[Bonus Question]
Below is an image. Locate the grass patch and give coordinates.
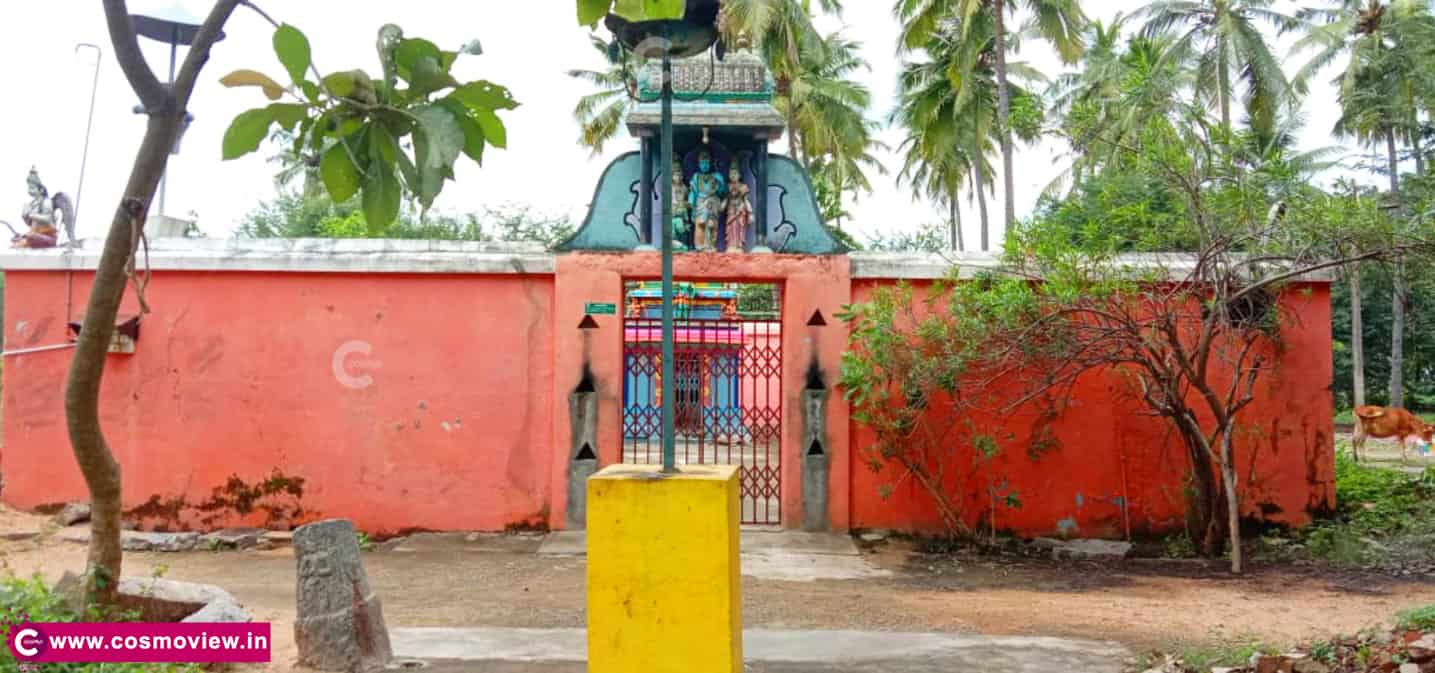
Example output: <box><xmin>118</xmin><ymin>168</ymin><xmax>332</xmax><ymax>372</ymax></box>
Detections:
<box><xmin>1139</xmin><ymin>635</ymin><xmax>1281</xmax><ymax>671</ymax></box>
<box><xmin>1258</xmin><ymin>446</ymin><xmax>1435</xmax><ymax>570</ymax></box>
<box><xmin>1176</xmin><ymin>637</ymin><xmax>1277</xmax><ymax>670</ymax></box>
<box><xmin>1398</xmin><ymin>604</ymin><xmax>1435</xmax><ymax>632</ymax></box>
<box><xmin>0</xmin><ymin>573</ymin><xmax>203</xmax><ymax>672</ymax></box>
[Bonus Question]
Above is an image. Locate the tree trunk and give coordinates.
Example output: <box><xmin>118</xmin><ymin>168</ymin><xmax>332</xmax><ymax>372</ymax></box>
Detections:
<box><xmin>67</xmin><ymin>121</ymin><xmax>175</xmax><ymax>607</ymax></box>
<box><xmin>1391</xmin><ymin>264</ymin><xmax>1407</xmax><ymax>408</ymax></box>
<box><xmin>949</xmin><ymin>195</ymin><xmax>965</xmax><ymax>252</ymax></box>
<box><xmin>1351</xmin><ymin>267</ymin><xmax>1366</xmax><ymax>409</ymax></box>
<box><xmin>1415</xmin><ymin>133</ymin><xmax>1426</xmax><ymax>177</ymax></box>
<box><xmin>1219</xmin><ymin>431</ymin><xmax>1242</xmax><ymax>574</ymax></box>
<box><xmin>1217</xmin><ymin>47</ymin><xmax>1231</xmax><ymax>137</ymax></box>
<box><xmin>76</xmin><ymin>0</ymin><xmax>239</xmax><ymax>608</ymax></box>
<box><xmin>1176</xmin><ymin>423</ymin><xmax>1223</xmax><ymax>557</ymax></box>
<box><xmin>787</xmin><ymin>105</ymin><xmax>802</xmax><ymax>163</ymax></box>
<box><xmin>993</xmin><ymin>0</ymin><xmax>1016</xmax><ymax>235</ymax></box>
<box><xmin>1387</xmin><ymin>129</ymin><xmax>1405</xmax><ymax>408</ymax></box>
<box><xmin>972</xmin><ymin>127</ymin><xmax>990</xmax><ymax>251</ymax></box>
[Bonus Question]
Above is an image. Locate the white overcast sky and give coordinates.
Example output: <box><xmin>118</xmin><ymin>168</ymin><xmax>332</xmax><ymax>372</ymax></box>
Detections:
<box><xmin>0</xmin><ymin>1</ymin><xmax>1364</xmax><ymax>247</ymax></box>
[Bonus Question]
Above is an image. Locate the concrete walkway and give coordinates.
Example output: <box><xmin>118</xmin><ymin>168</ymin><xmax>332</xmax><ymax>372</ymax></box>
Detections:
<box><xmin>537</xmin><ymin>530</ymin><xmax>892</xmax><ymax>582</ymax></box>
<box><xmin>391</xmin><ymin>627</ymin><xmax>1130</xmax><ymax>673</ymax></box>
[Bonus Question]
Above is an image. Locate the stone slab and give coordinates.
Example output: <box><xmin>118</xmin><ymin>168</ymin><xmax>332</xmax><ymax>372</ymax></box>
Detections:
<box><xmin>393</xmin><ymin>628</ymin><xmax>1128</xmax><ymax>673</ymax></box>
<box><xmin>117</xmin><ymin>577</ymin><xmax>240</xmax><ymax>622</ymax></box>
<box><xmin>122</xmin><ymin>531</ymin><xmax>200</xmax><ymax>552</ymax></box>
<box><xmin>55</xmin><ymin>526</ymin><xmax>202</xmax><ymax>552</ymax></box>
<box><xmin>199</xmin><ymin>528</ymin><xmax>266</xmax><ymax>550</ymax></box>
<box><xmin>1036</xmin><ymin>539</ymin><xmax>1133</xmax><ymax>561</ymax></box>
<box><xmin>53</xmin><ymin>502</ymin><xmax>91</xmax><ymax>526</ymax></box>
<box><xmin>181</xmin><ymin>597</ymin><xmax>252</xmax><ymax>623</ymax></box>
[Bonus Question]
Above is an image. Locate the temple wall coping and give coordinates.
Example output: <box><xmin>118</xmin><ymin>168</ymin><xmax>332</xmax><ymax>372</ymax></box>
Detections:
<box><xmin>0</xmin><ymin>239</ymin><xmax>1332</xmax><ymax>282</ymax></box>
<box><xmin>0</xmin><ymin>238</ymin><xmax>555</xmax><ymax>275</ymax></box>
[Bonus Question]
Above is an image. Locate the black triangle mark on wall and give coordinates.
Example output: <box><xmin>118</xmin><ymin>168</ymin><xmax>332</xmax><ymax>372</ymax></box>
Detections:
<box><xmin>807</xmin><ymin>439</ymin><xmax>825</xmax><ymax>456</ymax></box>
<box><xmin>807</xmin><ymin>310</ymin><xmax>827</xmax><ymax>327</ymax></box>
<box><xmin>576</xmin><ymin>442</ymin><xmax>597</xmax><ymax>460</ymax></box>
<box><xmin>578</xmin><ymin>315</ymin><xmax>600</xmax><ymax>329</ymax></box>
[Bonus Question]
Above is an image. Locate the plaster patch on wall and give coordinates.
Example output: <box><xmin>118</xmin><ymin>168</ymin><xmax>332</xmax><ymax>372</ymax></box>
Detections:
<box><xmin>1057</xmin><ymin>517</ymin><xmax>1079</xmax><ymax>537</ymax></box>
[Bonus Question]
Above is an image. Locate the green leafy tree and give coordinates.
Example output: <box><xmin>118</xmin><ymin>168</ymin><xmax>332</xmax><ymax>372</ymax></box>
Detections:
<box><xmin>1296</xmin><ymin>0</ymin><xmax>1435</xmax><ymax>408</ymax></box>
<box><xmin>846</xmin><ymin>104</ymin><xmax>1434</xmax><ymax>572</ymax></box>
<box><xmin>721</xmin><ymin>0</ymin><xmax>844</xmax><ymax>132</ymax></box>
<box><xmin>1049</xmin><ymin>21</ymin><xmax>1191</xmax><ymax>194</ymax></box>
<box><xmin>221</xmin><ymin>21</ymin><xmax>517</xmax><ymax>232</ymax></box>
<box><xmin>863</xmin><ymin>221</ymin><xmax>948</xmax><ymax>252</ymax></box>
<box><xmin>239</xmin><ymin>195</ymin><xmax>574</xmax><ymax>249</ymax></box>
<box><xmin>895</xmin><ymin>0</ymin><xmax>1087</xmax><ymax>233</ymax></box>
<box><xmin>787</xmin><ymin>32</ymin><xmax>886</xmax><ymax>232</ymax></box>
<box><xmin>576</xmin><ymin>0</ymin><xmax>689</xmax><ymax>27</ymax></box>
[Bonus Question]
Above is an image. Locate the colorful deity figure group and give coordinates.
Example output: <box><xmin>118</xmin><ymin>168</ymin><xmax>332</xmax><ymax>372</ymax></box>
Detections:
<box><xmin>672</xmin><ymin>150</ymin><xmax>753</xmax><ymax>253</ymax></box>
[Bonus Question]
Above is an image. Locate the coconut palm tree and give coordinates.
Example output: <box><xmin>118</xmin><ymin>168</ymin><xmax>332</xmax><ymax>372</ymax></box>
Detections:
<box><xmin>1297</xmin><ymin>0</ymin><xmax>1435</xmax><ymax>408</ymax></box>
<box><xmin>894</xmin><ymin>17</ymin><xmax>1043</xmax><ymax>251</ymax></box>
<box><xmin>1049</xmin><ymin>22</ymin><xmax>1192</xmax><ymax>196</ymax></box>
<box><xmin>720</xmin><ymin>0</ymin><xmax>846</xmax><ymax>162</ymax></box>
<box><xmin>895</xmin><ymin>0</ymin><xmax>1087</xmax><ymax>234</ymax></box>
<box><xmin>779</xmin><ymin>32</ymin><xmax>875</xmax><ymax>165</ymax></box>
<box><xmin>567</xmin><ymin>34</ymin><xmax>639</xmax><ymax>156</ymax></box>
<box><xmin>781</xmin><ymin>31</ymin><xmax>887</xmax><ymax>230</ymax></box>
<box><xmin>720</xmin><ymin>0</ymin><xmax>843</xmax><ymax>84</ymax></box>
<box><xmin>1137</xmin><ymin>0</ymin><xmax>1304</xmax><ymax>141</ymax></box>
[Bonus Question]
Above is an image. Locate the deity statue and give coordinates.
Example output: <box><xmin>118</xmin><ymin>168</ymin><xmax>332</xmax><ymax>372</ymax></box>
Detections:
<box><xmin>670</xmin><ymin>161</ymin><xmax>689</xmax><ymax>250</ymax></box>
<box><xmin>9</xmin><ymin>168</ymin><xmax>75</xmax><ymax>249</ymax></box>
<box><xmin>724</xmin><ymin>166</ymin><xmax>752</xmax><ymax>253</ymax></box>
<box><xmin>687</xmin><ymin>150</ymin><xmax>726</xmax><ymax>251</ymax></box>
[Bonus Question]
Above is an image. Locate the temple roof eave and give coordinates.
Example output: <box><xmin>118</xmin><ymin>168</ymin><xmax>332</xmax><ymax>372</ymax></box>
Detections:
<box><xmin>625</xmin><ymin>103</ymin><xmax>786</xmax><ymax>139</ymax></box>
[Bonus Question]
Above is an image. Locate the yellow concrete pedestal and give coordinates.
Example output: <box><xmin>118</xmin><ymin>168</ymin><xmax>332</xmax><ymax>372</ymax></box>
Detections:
<box><xmin>586</xmin><ymin>464</ymin><xmax>742</xmax><ymax>673</ymax></box>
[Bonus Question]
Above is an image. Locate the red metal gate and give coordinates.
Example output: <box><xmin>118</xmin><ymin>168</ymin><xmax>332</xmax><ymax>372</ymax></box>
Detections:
<box><xmin>622</xmin><ymin>315</ymin><xmax>783</xmax><ymax>525</ymax></box>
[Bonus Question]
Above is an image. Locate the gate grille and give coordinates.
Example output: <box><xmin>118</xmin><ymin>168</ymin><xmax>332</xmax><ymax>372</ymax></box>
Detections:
<box><xmin>622</xmin><ymin>316</ymin><xmax>783</xmax><ymax>525</ymax></box>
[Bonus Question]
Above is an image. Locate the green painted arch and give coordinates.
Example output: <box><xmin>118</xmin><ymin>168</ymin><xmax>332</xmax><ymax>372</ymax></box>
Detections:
<box><xmin>555</xmin><ymin>152</ymin><xmax>848</xmax><ymax>255</ymax></box>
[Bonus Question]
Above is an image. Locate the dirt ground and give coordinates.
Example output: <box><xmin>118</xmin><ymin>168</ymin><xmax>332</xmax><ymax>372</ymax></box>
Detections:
<box><xmin>3</xmin><ymin>506</ymin><xmax>1433</xmax><ymax>673</ymax></box>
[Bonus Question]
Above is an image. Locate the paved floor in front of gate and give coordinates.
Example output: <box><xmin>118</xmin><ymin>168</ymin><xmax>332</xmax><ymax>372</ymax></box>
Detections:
<box><xmin>533</xmin><ymin>530</ymin><xmax>892</xmax><ymax>582</ymax></box>
<box><xmin>391</xmin><ymin>627</ymin><xmax>1129</xmax><ymax>673</ymax></box>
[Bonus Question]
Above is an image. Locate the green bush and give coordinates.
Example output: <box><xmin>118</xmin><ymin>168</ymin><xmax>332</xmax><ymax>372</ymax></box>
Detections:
<box><xmin>1332</xmin><ymin>451</ymin><xmax>1435</xmax><ymax>533</ymax></box>
<box><xmin>0</xmin><ymin>574</ymin><xmax>202</xmax><ymax>673</ymax></box>
<box><xmin>1282</xmin><ymin>451</ymin><xmax>1435</xmax><ymax>568</ymax></box>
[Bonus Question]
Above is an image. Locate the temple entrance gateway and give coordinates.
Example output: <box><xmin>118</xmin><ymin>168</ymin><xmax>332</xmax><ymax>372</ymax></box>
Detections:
<box><xmin>621</xmin><ymin>281</ymin><xmax>783</xmax><ymax>525</ymax></box>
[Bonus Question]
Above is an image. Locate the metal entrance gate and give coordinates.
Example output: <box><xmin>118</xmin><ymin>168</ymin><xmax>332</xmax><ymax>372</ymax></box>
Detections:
<box><xmin>621</xmin><ymin>314</ymin><xmax>783</xmax><ymax>525</ymax></box>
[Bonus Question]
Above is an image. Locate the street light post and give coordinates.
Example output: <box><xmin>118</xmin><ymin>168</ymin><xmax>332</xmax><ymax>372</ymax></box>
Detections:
<box><xmin>658</xmin><ymin>50</ymin><xmax>678</xmax><ymax>473</ymax></box>
<box><xmin>602</xmin><ymin>1</ymin><xmax>720</xmax><ymax>474</ymax></box>
<box><xmin>128</xmin><ymin>4</ymin><xmax>225</xmax><ymax>217</ymax></box>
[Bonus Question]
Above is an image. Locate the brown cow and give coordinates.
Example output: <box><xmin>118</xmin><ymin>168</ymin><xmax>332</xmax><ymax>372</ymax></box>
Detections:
<box><xmin>1353</xmin><ymin>405</ymin><xmax>1433</xmax><ymax>464</ymax></box>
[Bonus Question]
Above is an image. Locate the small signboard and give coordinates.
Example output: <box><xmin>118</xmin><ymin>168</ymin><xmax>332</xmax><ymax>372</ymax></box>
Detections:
<box><xmin>585</xmin><ymin>302</ymin><xmax>617</xmax><ymax>315</ymax></box>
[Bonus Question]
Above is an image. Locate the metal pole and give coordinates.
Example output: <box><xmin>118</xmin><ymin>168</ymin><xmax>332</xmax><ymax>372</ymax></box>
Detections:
<box><xmin>2</xmin><ymin>343</ymin><xmax>78</xmax><ymax>358</ymax></box>
<box><xmin>660</xmin><ymin>49</ymin><xmax>677</xmax><ymax>473</ymax></box>
<box><xmin>73</xmin><ymin>43</ymin><xmax>102</xmax><ymax>227</ymax></box>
